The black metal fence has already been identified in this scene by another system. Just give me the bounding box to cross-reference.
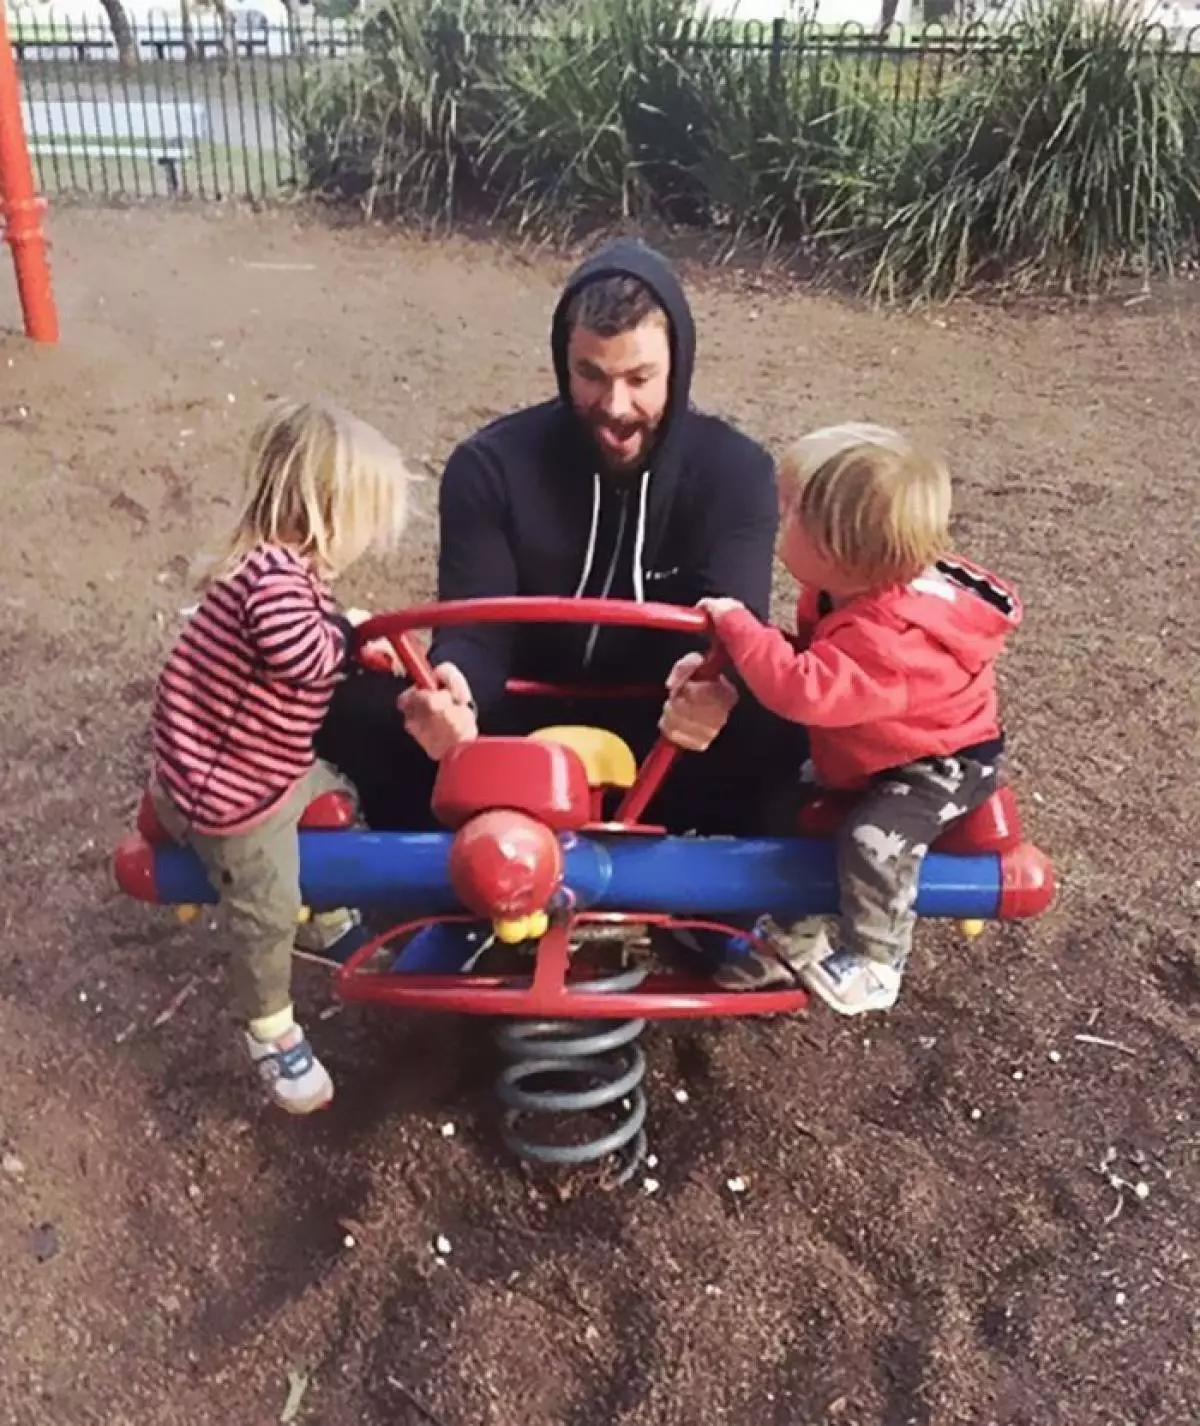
[14,13,1200,205]
[13,15,360,200]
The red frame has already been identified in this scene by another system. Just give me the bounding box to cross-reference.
[335,912,809,1019]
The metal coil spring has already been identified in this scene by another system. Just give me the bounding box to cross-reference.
[493,964,649,1186]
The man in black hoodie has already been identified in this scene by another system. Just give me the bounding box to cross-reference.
[318,237,805,835]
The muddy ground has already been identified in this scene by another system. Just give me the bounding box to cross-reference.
[0,207,1196,1426]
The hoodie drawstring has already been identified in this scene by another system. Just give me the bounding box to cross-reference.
[576,468,650,669]
[632,469,649,604]
[572,472,601,598]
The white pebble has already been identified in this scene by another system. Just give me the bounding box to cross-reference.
[2,1152,25,1177]
[970,1108,983,1121]
[433,1235,452,1256]
[226,392,236,404]
[78,991,88,1003]
[645,1154,659,1169]
[1048,1050,1062,1064]
[1115,1291,1127,1307]
[1012,1070,1025,1081]
[726,1175,748,1194]
[343,1233,356,1249]
[439,1123,456,1139]
[705,1284,721,1296]
[673,1088,689,1104]
[1134,1181,1150,1200]
[642,1178,660,1195]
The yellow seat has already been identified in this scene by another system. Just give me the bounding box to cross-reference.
[529,725,637,789]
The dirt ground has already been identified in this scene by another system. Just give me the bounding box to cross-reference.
[0,206,1197,1426]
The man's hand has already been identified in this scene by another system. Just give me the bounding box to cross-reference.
[659,649,739,754]
[397,661,478,761]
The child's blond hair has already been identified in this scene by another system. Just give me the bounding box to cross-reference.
[780,422,951,587]
[211,399,410,583]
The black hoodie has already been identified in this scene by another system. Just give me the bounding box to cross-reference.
[429,238,779,713]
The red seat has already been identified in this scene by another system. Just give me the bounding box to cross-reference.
[796,785,1023,855]
[432,736,591,831]
[135,787,356,844]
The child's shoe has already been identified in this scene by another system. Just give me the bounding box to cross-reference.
[244,1022,334,1114]
[711,916,829,990]
[294,907,373,963]
[799,945,901,1016]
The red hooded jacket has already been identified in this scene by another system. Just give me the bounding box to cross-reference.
[710,556,1021,789]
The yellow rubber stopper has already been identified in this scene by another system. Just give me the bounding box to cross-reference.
[174,904,200,925]
[960,919,985,939]
[494,909,553,944]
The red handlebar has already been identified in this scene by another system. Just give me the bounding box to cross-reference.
[357,596,707,643]
[353,596,725,827]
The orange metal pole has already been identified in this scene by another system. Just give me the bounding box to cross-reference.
[0,5,58,343]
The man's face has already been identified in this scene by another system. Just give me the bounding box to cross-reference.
[566,317,672,472]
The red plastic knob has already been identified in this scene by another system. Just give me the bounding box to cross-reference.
[448,810,563,920]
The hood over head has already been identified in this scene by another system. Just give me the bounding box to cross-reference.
[888,557,1022,674]
[550,237,696,476]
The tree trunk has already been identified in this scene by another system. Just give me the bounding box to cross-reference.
[210,0,238,69]
[179,0,198,64]
[98,0,138,66]
[281,0,304,53]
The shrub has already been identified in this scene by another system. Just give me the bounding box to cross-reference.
[865,0,1200,297]
[289,0,1200,297]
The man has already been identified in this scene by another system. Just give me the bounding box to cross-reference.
[318,236,806,840]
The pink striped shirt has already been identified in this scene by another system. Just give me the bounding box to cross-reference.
[152,544,351,835]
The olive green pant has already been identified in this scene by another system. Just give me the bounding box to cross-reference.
[151,762,358,1022]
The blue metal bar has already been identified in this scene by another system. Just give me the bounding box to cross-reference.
[148,830,1001,920]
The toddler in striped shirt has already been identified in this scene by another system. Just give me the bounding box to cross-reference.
[148,398,410,1114]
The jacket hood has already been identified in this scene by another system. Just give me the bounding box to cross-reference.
[862,556,1022,674]
[550,236,696,477]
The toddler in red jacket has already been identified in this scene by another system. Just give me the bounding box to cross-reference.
[699,423,1021,1015]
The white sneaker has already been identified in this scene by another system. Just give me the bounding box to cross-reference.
[244,1023,334,1114]
[799,948,902,1016]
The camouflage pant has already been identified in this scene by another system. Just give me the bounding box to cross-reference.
[832,754,1000,970]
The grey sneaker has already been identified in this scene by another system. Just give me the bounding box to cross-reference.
[244,1023,334,1114]
[712,917,830,990]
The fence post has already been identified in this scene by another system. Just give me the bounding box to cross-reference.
[0,4,59,343]
[770,16,784,91]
